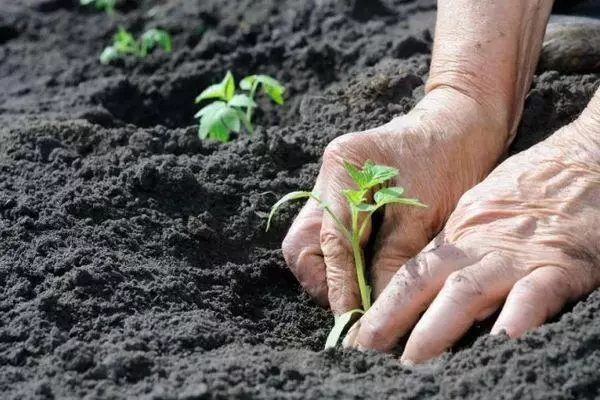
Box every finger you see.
[282,199,328,305]
[371,214,434,298]
[401,252,520,364]
[344,242,474,352]
[490,265,581,337]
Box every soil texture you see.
[1,0,600,399]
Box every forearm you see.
[427,0,554,148]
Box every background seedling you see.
[80,0,116,15]
[195,72,285,142]
[267,160,426,348]
[100,28,172,64]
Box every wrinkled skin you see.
[342,116,600,364]
[282,87,509,314]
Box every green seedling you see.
[267,160,426,349]
[100,28,172,64]
[80,0,116,15]
[195,71,285,142]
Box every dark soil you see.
[1,0,600,398]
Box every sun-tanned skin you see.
[282,0,600,364]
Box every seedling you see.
[100,28,172,64]
[195,72,285,142]
[267,160,426,349]
[80,0,116,15]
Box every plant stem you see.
[351,210,371,311]
[246,82,259,122]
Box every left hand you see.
[343,118,600,364]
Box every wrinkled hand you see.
[343,118,600,364]
[282,88,509,313]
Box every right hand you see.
[282,87,512,314]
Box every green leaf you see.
[240,74,286,104]
[266,191,312,231]
[374,187,405,205]
[223,71,235,101]
[239,75,255,91]
[197,103,238,142]
[324,309,364,349]
[100,46,119,64]
[195,84,227,103]
[264,84,285,105]
[362,160,399,188]
[343,189,367,206]
[228,94,257,109]
[344,161,369,189]
[236,109,254,134]
[221,108,241,133]
[374,187,427,208]
[114,28,136,50]
[194,101,227,118]
[355,203,378,212]
[195,71,235,103]
[140,29,172,55]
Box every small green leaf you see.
[195,84,227,103]
[100,46,119,64]
[374,187,405,205]
[194,101,227,118]
[141,29,172,55]
[240,74,286,104]
[228,94,257,109]
[355,203,378,212]
[221,108,241,133]
[195,72,235,103]
[344,161,368,189]
[239,75,255,91]
[267,191,312,231]
[236,109,254,134]
[324,309,364,349]
[343,189,367,206]
[198,103,238,142]
[223,71,235,101]
[264,84,285,105]
[114,28,136,50]
[362,160,399,188]
[374,187,427,208]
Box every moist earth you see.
[1,0,600,399]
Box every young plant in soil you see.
[100,28,172,64]
[80,0,116,15]
[267,160,426,348]
[195,72,285,142]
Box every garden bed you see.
[1,0,600,398]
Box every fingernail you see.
[342,321,361,348]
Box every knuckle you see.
[322,134,358,165]
[320,230,349,256]
[444,270,484,299]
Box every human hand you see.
[343,114,600,364]
[281,87,510,314]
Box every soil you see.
[1,0,600,399]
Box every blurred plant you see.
[195,71,285,142]
[100,28,172,64]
